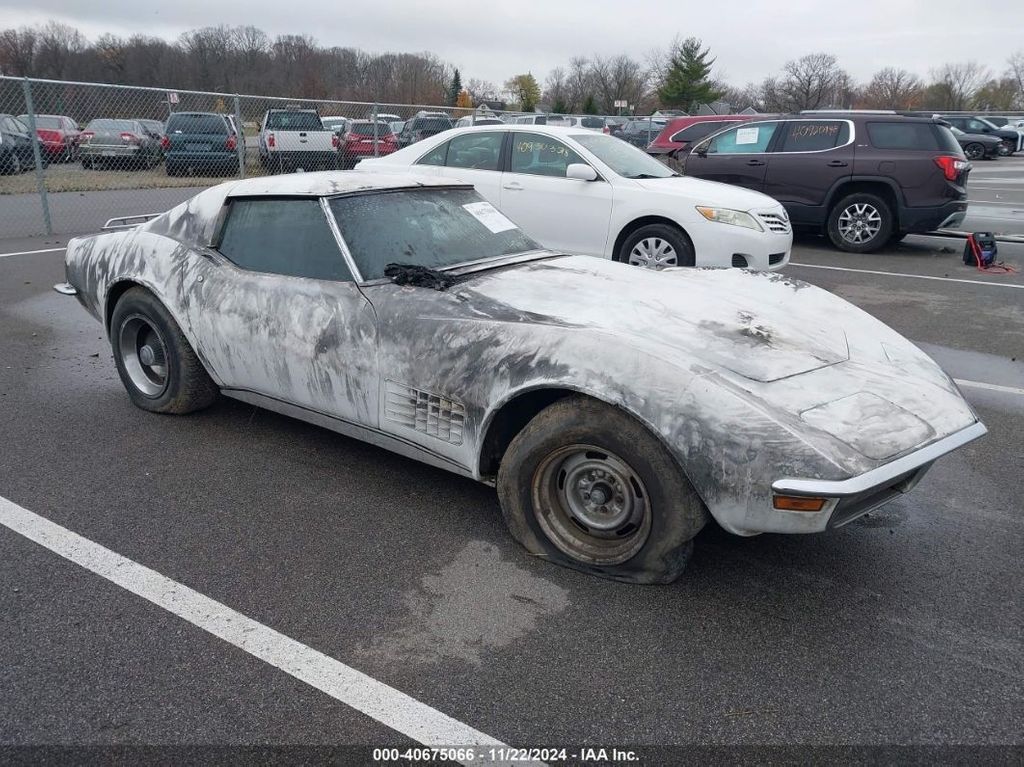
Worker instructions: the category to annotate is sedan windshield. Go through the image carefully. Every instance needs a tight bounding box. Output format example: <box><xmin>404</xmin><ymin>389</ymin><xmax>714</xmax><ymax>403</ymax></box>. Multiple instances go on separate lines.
<box><xmin>329</xmin><ymin>188</ymin><xmax>540</xmax><ymax>280</ymax></box>
<box><xmin>572</xmin><ymin>133</ymin><xmax>676</xmax><ymax>179</ymax></box>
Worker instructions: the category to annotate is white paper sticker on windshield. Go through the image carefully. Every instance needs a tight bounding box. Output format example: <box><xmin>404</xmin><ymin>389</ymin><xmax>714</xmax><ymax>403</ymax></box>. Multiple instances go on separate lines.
<box><xmin>463</xmin><ymin>201</ymin><xmax>518</xmax><ymax>233</ymax></box>
<box><xmin>735</xmin><ymin>127</ymin><xmax>760</xmax><ymax>145</ymax></box>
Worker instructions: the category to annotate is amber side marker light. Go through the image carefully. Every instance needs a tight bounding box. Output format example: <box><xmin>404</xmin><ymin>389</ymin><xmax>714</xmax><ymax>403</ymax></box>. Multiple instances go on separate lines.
<box><xmin>773</xmin><ymin>496</ymin><xmax>829</xmax><ymax>512</ymax></box>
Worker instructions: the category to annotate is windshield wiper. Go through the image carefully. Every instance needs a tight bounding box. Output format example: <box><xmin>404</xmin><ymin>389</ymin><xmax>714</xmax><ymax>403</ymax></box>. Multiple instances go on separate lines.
<box><xmin>625</xmin><ymin>172</ymin><xmax>678</xmax><ymax>179</ymax></box>
<box><xmin>384</xmin><ymin>263</ymin><xmax>459</xmax><ymax>290</ymax></box>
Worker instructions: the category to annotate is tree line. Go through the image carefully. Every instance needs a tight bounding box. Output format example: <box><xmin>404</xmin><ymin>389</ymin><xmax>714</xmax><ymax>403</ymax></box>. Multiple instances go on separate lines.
<box><xmin>1</xmin><ymin>22</ymin><xmax>1023</xmax><ymax>114</ymax></box>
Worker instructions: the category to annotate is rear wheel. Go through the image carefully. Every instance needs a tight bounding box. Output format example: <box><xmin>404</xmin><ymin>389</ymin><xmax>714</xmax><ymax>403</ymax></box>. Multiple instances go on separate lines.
<box><xmin>827</xmin><ymin>192</ymin><xmax>893</xmax><ymax>253</ymax></box>
<box><xmin>110</xmin><ymin>287</ymin><xmax>218</xmax><ymax>414</ymax></box>
<box><xmin>618</xmin><ymin>223</ymin><xmax>695</xmax><ymax>270</ymax></box>
<box><xmin>497</xmin><ymin>397</ymin><xmax>708</xmax><ymax>584</ymax></box>
<box><xmin>963</xmin><ymin>142</ymin><xmax>985</xmax><ymax>161</ymax></box>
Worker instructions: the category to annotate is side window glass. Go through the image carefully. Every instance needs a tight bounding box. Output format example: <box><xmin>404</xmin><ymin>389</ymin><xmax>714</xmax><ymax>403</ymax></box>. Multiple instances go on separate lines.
<box><xmin>510</xmin><ymin>132</ymin><xmax>585</xmax><ymax>177</ymax></box>
<box><xmin>218</xmin><ymin>199</ymin><xmax>352</xmax><ymax>282</ymax></box>
<box><xmin>444</xmin><ymin>133</ymin><xmax>503</xmax><ymax>171</ymax></box>
<box><xmin>672</xmin><ymin>121</ymin><xmax>723</xmax><ymax>142</ymax></box>
<box><xmin>708</xmin><ymin>122</ymin><xmax>777</xmax><ymax>154</ymax></box>
<box><xmin>967</xmin><ymin>119</ymin><xmax>987</xmax><ymax>132</ymax></box>
<box><xmin>417</xmin><ymin>140</ymin><xmax>449</xmax><ymax>166</ymax></box>
<box><xmin>779</xmin><ymin>121</ymin><xmax>849</xmax><ymax>152</ymax></box>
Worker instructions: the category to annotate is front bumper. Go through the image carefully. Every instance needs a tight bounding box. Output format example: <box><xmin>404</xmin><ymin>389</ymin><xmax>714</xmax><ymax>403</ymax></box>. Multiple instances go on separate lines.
<box><xmin>767</xmin><ymin>421</ymin><xmax>987</xmax><ymax>533</ymax></box>
<box><xmin>686</xmin><ymin>212</ymin><xmax>793</xmax><ymax>271</ymax></box>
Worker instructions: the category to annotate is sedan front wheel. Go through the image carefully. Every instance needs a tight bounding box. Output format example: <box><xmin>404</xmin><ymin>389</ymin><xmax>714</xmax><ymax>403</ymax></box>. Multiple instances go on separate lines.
<box><xmin>618</xmin><ymin>223</ymin><xmax>695</xmax><ymax>270</ymax></box>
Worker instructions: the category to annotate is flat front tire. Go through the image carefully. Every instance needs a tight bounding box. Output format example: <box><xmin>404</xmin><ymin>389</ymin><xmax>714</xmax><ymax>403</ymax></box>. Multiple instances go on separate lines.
<box><xmin>497</xmin><ymin>397</ymin><xmax>708</xmax><ymax>584</ymax></box>
<box><xmin>110</xmin><ymin>287</ymin><xmax>218</xmax><ymax>414</ymax></box>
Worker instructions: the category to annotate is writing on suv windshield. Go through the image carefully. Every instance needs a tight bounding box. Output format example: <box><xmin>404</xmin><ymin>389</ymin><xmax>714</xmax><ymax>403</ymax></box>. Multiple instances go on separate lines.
<box><xmin>329</xmin><ymin>188</ymin><xmax>540</xmax><ymax>280</ymax></box>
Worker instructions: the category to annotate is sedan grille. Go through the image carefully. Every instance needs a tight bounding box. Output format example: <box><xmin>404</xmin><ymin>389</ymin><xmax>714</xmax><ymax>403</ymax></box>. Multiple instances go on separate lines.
<box><xmin>385</xmin><ymin>380</ymin><xmax>465</xmax><ymax>445</ymax></box>
<box><xmin>757</xmin><ymin>212</ymin><xmax>792</xmax><ymax>234</ymax></box>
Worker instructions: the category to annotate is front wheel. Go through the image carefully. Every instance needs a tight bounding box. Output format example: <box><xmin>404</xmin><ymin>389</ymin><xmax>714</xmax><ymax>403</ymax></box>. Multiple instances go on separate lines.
<box><xmin>827</xmin><ymin>192</ymin><xmax>893</xmax><ymax>253</ymax></box>
<box><xmin>110</xmin><ymin>287</ymin><xmax>218</xmax><ymax>414</ymax></box>
<box><xmin>617</xmin><ymin>223</ymin><xmax>695</xmax><ymax>269</ymax></box>
<box><xmin>963</xmin><ymin>142</ymin><xmax>985</xmax><ymax>161</ymax></box>
<box><xmin>497</xmin><ymin>397</ymin><xmax>708</xmax><ymax>584</ymax></box>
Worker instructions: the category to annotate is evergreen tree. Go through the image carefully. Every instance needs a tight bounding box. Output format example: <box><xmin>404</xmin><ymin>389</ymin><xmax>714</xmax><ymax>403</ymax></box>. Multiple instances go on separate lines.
<box><xmin>582</xmin><ymin>94</ymin><xmax>598</xmax><ymax>114</ymax></box>
<box><xmin>448</xmin><ymin>68</ymin><xmax>462</xmax><ymax>106</ymax></box>
<box><xmin>658</xmin><ymin>37</ymin><xmax>723</xmax><ymax>111</ymax></box>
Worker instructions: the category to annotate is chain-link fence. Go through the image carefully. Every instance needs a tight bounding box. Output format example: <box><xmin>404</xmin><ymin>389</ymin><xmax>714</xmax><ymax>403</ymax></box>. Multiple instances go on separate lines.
<box><xmin>0</xmin><ymin>75</ymin><xmax>679</xmax><ymax>239</ymax></box>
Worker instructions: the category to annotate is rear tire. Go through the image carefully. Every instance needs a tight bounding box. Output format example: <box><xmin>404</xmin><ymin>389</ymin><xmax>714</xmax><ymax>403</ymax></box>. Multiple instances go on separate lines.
<box><xmin>497</xmin><ymin>396</ymin><xmax>708</xmax><ymax>584</ymax></box>
<box><xmin>110</xmin><ymin>287</ymin><xmax>218</xmax><ymax>415</ymax></box>
<box><xmin>827</xmin><ymin>192</ymin><xmax>893</xmax><ymax>253</ymax></box>
<box><xmin>617</xmin><ymin>223</ymin><xmax>695</xmax><ymax>269</ymax></box>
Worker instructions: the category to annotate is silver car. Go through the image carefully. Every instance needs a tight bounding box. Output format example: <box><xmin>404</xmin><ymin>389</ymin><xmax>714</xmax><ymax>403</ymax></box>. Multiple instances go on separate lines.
<box><xmin>80</xmin><ymin>118</ymin><xmax>161</xmax><ymax>170</ymax></box>
<box><xmin>55</xmin><ymin>172</ymin><xmax>985</xmax><ymax>583</ymax></box>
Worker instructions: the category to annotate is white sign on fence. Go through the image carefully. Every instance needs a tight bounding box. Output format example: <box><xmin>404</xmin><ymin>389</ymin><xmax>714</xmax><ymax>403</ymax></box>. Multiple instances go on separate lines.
<box><xmin>613</xmin><ymin>100</ymin><xmax>628</xmax><ymax>109</ymax></box>
<box><xmin>167</xmin><ymin>92</ymin><xmax>179</xmax><ymax>104</ymax></box>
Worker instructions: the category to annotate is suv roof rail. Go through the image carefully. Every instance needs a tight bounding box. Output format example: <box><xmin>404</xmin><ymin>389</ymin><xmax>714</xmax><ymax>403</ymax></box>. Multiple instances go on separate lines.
<box><xmin>799</xmin><ymin>109</ymin><xmax>897</xmax><ymax>114</ymax></box>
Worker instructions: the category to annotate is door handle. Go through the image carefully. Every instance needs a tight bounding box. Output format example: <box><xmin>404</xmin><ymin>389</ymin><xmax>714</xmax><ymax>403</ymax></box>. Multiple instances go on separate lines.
<box><xmin>502</xmin><ymin>182</ymin><xmax>523</xmax><ymax>191</ymax></box>
<box><xmin>827</xmin><ymin>160</ymin><xmax>849</xmax><ymax>167</ymax></box>
<box><xmin>745</xmin><ymin>159</ymin><xmax>765</xmax><ymax>166</ymax></box>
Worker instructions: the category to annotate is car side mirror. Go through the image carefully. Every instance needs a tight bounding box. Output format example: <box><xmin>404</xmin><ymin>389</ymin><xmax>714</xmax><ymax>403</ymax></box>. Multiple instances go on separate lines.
<box><xmin>566</xmin><ymin>163</ymin><xmax>598</xmax><ymax>181</ymax></box>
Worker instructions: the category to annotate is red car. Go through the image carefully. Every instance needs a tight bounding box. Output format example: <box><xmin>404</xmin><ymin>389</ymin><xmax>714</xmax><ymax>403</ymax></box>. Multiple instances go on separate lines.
<box><xmin>647</xmin><ymin>115</ymin><xmax>753</xmax><ymax>157</ymax></box>
<box><xmin>339</xmin><ymin>120</ymin><xmax>398</xmax><ymax>169</ymax></box>
<box><xmin>19</xmin><ymin>114</ymin><xmax>81</xmax><ymax>162</ymax></box>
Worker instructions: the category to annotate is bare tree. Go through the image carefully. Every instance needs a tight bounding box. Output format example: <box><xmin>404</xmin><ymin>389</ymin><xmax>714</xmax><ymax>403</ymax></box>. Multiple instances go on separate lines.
<box><xmin>860</xmin><ymin>67</ymin><xmax>921</xmax><ymax>109</ymax></box>
<box><xmin>1006</xmin><ymin>51</ymin><xmax>1024</xmax><ymax>107</ymax></box>
<box><xmin>775</xmin><ymin>53</ymin><xmax>850</xmax><ymax>111</ymax></box>
<box><xmin>0</xmin><ymin>27</ymin><xmax>38</xmax><ymax>76</ymax></box>
<box><xmin>35</xmin><ymin>22</ymin><xmax>86</xmax><ymax>79</ymax></box>
<box><xmin>928</xmin><ymin>61</ymin><xmax>989</xmax><ymax>110</ymax></box>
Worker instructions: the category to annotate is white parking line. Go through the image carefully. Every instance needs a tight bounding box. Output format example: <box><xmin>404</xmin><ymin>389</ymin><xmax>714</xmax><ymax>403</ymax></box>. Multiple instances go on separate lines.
<box><xmin>0</xmin><ymin>495</ymin><xmax>506</xmax><ymax>757</ymax></box>
<box><xmin>787</xmin><ymin>262</ymin><xmax>1024</xmax><ymax>290</ymax></box>
<box><xmin>955</xmin><ymin>379</ymin><xmax>1024</xmax><ymax>396</ymax></box>
<box><xmin>0</xmin><ymin>246</ymin><xmax>67</xmax><ymax>258</ymax></box>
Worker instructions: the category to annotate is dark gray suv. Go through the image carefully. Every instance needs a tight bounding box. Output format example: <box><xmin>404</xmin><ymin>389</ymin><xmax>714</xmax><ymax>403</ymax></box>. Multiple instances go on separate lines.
<box><xmin>682</xmin><ymin>114</ymin><xmax>969</xmax><ymax>252</ymax></box>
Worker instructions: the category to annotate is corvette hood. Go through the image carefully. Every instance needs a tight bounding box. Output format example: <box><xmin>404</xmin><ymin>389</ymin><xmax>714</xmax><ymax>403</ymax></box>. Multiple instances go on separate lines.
<box><xmin>458</xmin><ymin>255</ymin><xmax>852</xmax><ymax>383</ymax></box>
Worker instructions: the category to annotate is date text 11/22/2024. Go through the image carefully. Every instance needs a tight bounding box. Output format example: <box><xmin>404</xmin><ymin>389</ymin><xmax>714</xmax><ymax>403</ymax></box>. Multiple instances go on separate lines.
<box><xmin>372</xmin><ymin>746</ymin><xmax>640</xmax><ymax>763</ymax></box>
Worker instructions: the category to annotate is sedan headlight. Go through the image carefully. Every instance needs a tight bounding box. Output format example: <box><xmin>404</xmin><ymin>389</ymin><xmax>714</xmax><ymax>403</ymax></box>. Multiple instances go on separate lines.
<box><xmin>695</xmin><ymin>206</ymin><xmax>763</xmax><ymax>231</ymax></box>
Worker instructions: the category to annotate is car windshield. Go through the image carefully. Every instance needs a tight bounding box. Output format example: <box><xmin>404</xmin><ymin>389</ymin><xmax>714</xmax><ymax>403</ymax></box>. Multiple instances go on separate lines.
<box><xmin>329</xmin><ymin>188</ymin><xmax>540</xmax><ymax>280</ymax></box>
<box><xmin>87</xmin><ymin>119</ymin><xmax>136</xmax><ymax>131</ymax></box>
<box><xmin>350</xmin><ymin>122</ymin><xmax>391</xmax><ymax>136</ymax></box>
<box><xmin>167</xmin><ymin>114</ymin><xmax>227</xmax><ymax>134</ymax></box>
<box><xmin>266</xmin><ymin>112</ymin><xmax>323</xmax><ymax>130</ymax></box>
<box><xmin>572</xmin><ymin>133</ymin><xmax>676</xmax><ymax>178</ymax></box>
<box><xmin>26</xmin><ymin>116</ymin><xmax>62</xmax><ymax>129</ymax></box>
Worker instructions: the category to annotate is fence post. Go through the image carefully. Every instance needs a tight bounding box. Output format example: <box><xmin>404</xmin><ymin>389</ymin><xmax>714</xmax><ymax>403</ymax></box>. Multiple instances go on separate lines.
<box><xmin>21</xmin><ymin>78</ymin><xmax>53</xmax><ymax>236</ymax></box>
<box><xmin>372</xmin><ymin>103</ymin><xmax>379</xmax><ymax>157</ymax></box>
<box><xmin>233</xmin><ymin>96</ymin><xmax>245</xmax><ymax>179</ymax></box>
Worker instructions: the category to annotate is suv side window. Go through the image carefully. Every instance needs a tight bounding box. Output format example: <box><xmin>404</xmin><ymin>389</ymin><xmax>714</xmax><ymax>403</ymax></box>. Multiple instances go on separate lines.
<box><xmin>670</xmin><ymin>121</ymin><xmax>724</xmax><ymax>143</ymax></box>
<box><xmin>778</xmin><ymin>121</ymin><xmax>849</xmax><ymax>152</ymax></box>
<box><xmin>444</xmin><ymin>132</ymin><xmax>503</xmax><ymax>170</ymax></box>
<box><xmin>510</xmin><ymin>132</ymin><xmax>586</xmax><ymax>177</ymax></box>
<box><xmin>218</xmin><ymin>199</ymin><xmax>352</xmax><ymax>281</ymax></box>
<box><xmin>866</xmin><ymin>122</ymin><xmax>942</xmax><ymax>150</ymax></box>
<box><xmin>707</xmin><ymin>122</ymin><xmax>778</xmax><ymax>154</ymax></box>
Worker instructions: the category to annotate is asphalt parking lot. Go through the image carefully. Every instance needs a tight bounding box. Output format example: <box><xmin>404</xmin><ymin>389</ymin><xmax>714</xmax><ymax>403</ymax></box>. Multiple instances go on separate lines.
<box><xmin>1</xmin><ymin>174</ymin><xmax>1023</xmax><ymax>761</ymax></box>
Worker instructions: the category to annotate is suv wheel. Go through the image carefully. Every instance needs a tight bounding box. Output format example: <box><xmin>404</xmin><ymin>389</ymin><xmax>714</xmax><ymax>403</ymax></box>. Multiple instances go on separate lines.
<box><xmin>828</xmin><ymin>193</ymin><xmax>893</xmax><ymax>253</ymax></box>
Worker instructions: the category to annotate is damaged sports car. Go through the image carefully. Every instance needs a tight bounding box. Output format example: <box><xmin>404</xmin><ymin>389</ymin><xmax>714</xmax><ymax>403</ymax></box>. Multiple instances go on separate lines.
<box><xmin>55</xmin><ymin>172</ymin><xmax>986</xmax><ymax>583</ymax></box>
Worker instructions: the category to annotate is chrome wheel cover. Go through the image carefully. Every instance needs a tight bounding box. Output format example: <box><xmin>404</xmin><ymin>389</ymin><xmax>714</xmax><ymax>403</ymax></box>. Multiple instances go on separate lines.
<box><xmin>118</xmin><ymin>314</ymin><xmax>169</xmax><ymax>398</ymax></box>
<box><xmin>628</xmin><ymin>237</ymin><xmax>678</xmax><ymax>269</ymax></box>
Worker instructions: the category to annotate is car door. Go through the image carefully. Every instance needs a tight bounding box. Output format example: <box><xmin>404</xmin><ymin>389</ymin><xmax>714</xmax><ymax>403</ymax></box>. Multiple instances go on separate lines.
<box><xmin>180</xmin><ymin>197</ymin><xmax>379</xmax><ymax>427</ymax></box>
<box><xmin>499</xmin><ymin>131</ymin><xmax>613</xmax><ymax>255</ymax></box>
<box><xmin>437</xmin><ymin>131</ymin><xmax>506</xmax><ymax>205</ymax></box>
<box><xmin>683</xmin><ymin>120</ymin><xmax>782</xmax><ymax>192</ymax></box>
<box><xmin>761</xmin><ymin>119</ymin><xmax>854</xmax><ymax>226</ymax></box>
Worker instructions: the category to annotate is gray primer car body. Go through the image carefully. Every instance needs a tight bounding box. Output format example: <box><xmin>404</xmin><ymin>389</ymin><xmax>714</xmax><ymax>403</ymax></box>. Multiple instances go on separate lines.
<box><xmin>60</xmin><ymin>171</ymin><xmax>985</xmax><ymax>537</ymax></box>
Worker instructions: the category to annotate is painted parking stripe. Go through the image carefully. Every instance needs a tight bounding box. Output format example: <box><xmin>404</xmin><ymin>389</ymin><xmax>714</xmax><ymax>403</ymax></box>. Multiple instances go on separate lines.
<box><xmin>0</xmin><ymin>495</ymin><xmax>506</xmax><ymax>757</ymax></box>
<box><xmin>0</xmin><ymin>246</ymin><xmax>67</xmax><ymax>258</ymax></box>
<box><xmin>787</xmin><ymin>262</ymin><xmax>1024</xmax><ymax>290</ymax></box>
<box><xmin>955</xmin><ymin>379</ymin><xmax>1024</xmax><ymax>396</ymax></box>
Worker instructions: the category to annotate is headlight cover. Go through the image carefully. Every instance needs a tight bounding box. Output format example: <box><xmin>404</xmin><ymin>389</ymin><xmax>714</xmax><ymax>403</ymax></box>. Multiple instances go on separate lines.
<box><xmin>695</xmin><ymin>206</ymin><xmax>763</xmax><ymax>231</ymax></box>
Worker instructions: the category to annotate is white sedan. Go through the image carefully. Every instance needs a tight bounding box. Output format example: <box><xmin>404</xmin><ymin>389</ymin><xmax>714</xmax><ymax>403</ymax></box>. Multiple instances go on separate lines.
<box><xmin>358</xmin><ymin>124</ymin><xmax>792</xmax><ymax>270</ymax></box>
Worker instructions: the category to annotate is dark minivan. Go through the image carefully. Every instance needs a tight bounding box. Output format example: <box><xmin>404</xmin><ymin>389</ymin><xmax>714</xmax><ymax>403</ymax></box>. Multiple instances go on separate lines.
<box><xmin>683</xmin><ymin>114</ymin><xmax>969</xmax><ymax>252</ymax></box>
<box><xmin>163</xmin><ymin>112</ymin><xmax>238</xmax><ymax>177</ymax></box>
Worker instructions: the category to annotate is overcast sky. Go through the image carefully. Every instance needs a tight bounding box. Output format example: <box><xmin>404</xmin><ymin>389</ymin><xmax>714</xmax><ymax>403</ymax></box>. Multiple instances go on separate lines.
<box><xmin>2</xmin><ymin>0</ymin><xmax>1022</xmax><ymax>89</ymax></box>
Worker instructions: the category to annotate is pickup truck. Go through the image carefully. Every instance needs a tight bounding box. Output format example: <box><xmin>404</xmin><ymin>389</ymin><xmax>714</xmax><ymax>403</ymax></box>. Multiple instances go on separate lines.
<box><xmin>258</xmin><ymin>109</ymin><xmax>339</xmax><ymax>173</ymax></box>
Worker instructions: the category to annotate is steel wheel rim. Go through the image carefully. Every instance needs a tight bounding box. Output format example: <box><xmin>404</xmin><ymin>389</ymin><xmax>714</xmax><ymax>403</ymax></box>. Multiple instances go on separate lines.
<box><xmin>532</xmin><ymin>444</ymin><xmax>652</xmax><ymax>565</ymax></box>
<box><xmin>628</xmin><ymin>237</ymin><xmax>678</xmax><ymax>269</ymax></box>
<box><xmin>118</xmin><ymin>314</ymin><xmax>169</xmax><ymax>398</ymax></box>
<box><xmin>838</xmin><ymin>203</ymin><xmax>882</xmax><ymax>244</ymax></box>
